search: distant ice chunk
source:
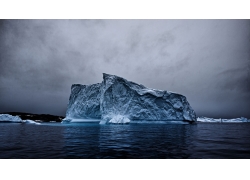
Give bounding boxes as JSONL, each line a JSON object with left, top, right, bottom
{"left": 222, "top": 117, "right": 249, "bottom": 123}
{"left": 23, "top": 120, "right": 41, "bottom": 125}
{"left": 0, "top": 114, "right": 41, "bottom": 124}
{"left": 0, "top": 114, "right": 23, "bottom": 123}
{"left": 197, "top": 117, "right": 249, "bottom": 123}
{"left": 107, "top": 115, "right": 130, "bottom": 124}
{"left": 61, "top": 118, "right": 72, "bottom": 123}
{"left": 197, "top": 117, "right": 221, "bottom": 123}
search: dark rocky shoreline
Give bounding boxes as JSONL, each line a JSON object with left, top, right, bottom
{"left": 2, "top": 112, "right": 64, "bottom": 122}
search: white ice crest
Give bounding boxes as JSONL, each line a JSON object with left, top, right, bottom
{"left": 108, "top": 115, "right": 130, "bottom": 124}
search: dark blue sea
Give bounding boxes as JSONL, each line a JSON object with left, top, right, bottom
{"left": 0, "top": 122, "right": 250, "bottom": 159}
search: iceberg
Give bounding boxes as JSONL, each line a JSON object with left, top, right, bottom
{"left": 197, "top": 117, "right": 249, "bottom": 123}
{"left": 0, "top": 114, "right": 41, "bottom": 124}
{"left": 0, "top": 114, "right": 23, "bottom": 123}
{"left": 63, "top": 73, "right": 197, "bottom": 124}
{"left": 100, "top": 73, "right": 196, "bottom": 124}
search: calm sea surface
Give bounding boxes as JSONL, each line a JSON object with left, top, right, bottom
{"left": 0, "top": 122, "right": 250, "bottom": 159}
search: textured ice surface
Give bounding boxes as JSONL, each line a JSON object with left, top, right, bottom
{"left": 100, "top": 73, "right": 196, "bottom": 123}
{"left": 63, "top": 73, "right": 197, "bottom": 124}
{"left": 65, "top": 83, "right": 101, "bottom": 119}
{"left": 0, "top": 114, "right": 23, "bottom": 122}
{"left": 197, "top": 117, "right": 249, "bottom": 123}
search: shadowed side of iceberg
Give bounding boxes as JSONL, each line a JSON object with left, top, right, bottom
{"left": 65, "top": 83, "right": 101, "bottom": 120}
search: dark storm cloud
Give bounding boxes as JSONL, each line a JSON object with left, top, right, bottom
{"left": 0, "top": 19, "right": 250, "bottom": 118}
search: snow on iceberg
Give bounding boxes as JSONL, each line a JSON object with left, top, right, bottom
{"left": 197, "top": 117, "right": 249, "bottom": 123}
{"left": 0, "top": 114, "right": 23, "bottom": 123}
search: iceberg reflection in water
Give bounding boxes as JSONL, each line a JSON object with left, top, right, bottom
{"left": 63, "top": 123, "right": 194, "bottom": 158}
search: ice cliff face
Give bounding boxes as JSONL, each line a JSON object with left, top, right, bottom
{"left": 64, "top": 73, "right": 197, "bottom": 123}
{"left": 100, "top": 73, "right": 196, "bottom": 123}
{"left": 65, "top": 83, "right": 101, "bottom": 119}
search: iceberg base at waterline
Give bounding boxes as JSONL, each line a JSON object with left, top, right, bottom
{"left": 62, "top": 116, "right": 250, "bottom": 124}
{"left": 61, "top": 118, "right": 101, "bottom": 123}
{"left": 63, "top": 116, "right": 194, "bottom": 124}
{"left": 99, "top": 115, "right": 130, "bottom": 124}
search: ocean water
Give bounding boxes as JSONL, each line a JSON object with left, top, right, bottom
{"left": 0, "top": 122, "right": 250, "bottom": 159}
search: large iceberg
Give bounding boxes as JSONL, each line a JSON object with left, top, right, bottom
{"left": 197, "top": 117, "right": 249, "bottom": 123}
{"left": 63, "top": 73, "right": 197, "bottom": 124}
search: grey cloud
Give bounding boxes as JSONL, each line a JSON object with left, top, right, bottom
{"left": 0, "top": 19, "right": 250, "bottom": 118}
{"left": 216, "top": 67, "right": 250, "bottom": 92}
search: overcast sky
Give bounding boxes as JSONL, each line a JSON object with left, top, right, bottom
{"left": 0, "top": 19, "right": 249, "bottom": 118}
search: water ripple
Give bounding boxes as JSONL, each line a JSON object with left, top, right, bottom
{"left": 0, "top": 123, "right": 250, "bottom": 158}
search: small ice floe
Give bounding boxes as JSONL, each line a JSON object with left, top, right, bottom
{"left": 61, "top": 118, "right": 72, "bottom": 123}
{"left": 197, "top": 117, "right": 249, "bottom": 123}
{"left": 222, "top": 117, "right": 249, "bottom": 123}
{"left": 61, "top": 118, "right": 100, "bottom": 123}
{"left": 0, "top": 114, "right": 23, "bottom": 123}
{"left": 23, "top": 120, "right": 41, "bottom": 125}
